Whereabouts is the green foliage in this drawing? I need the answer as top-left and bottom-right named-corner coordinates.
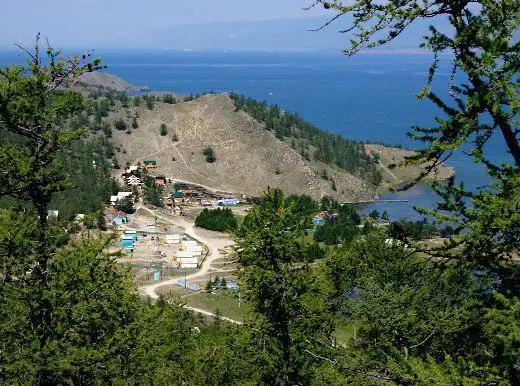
top-left (195, 208), bottom-right (238, 232)
top-left (321, 232), bottom-right (520, 383)
top-left (318, 0), bottom-right (520, 263)
top-left (230, 93), bottom-right (383, 186)
top-left (119, 93), bottom-right (130, 108)
top-left (159, 123), bottom-right (168, 136)
top-left (51, 136), bottom-right (114, 219)
top-left (162, 93), bottom-right (177, 104)
top-left (368, 209), bottom-right (379, 219)
top-left (143, 176), bottom-right (164, 208)
top-left (314, 204), bottom-right (361, 245)
top-left (389, 218), bottom-right (439, 242)
top-left (202, 146), bottom-right (216, 163)
top-left (236, 188), bottom-right (333, 384)
top-left (144, 95), bottom-right (154, 110)
top-left (113, 118), bottom-right (127, 131)
top-left (115, 196), bottom-right (135, 214)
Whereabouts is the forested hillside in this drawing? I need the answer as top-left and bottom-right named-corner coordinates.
top-left (230, 93), bottom-right (383, 186)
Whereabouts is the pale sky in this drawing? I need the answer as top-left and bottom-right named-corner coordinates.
top-left (0, 0), bottom-right (328, 48)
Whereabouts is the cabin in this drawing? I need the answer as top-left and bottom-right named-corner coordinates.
top-left (155, 175), bottom-right (166, 185)
top-left (143, 160), bottom-right (157, 169)
top-left (124, 230), bottom-right (138, 241)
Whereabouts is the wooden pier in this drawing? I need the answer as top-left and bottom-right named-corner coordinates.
top-left (343, 199), bottom-right (409, 205)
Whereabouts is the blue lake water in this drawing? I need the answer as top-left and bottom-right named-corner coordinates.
top-left (0, 50), bottom-right (509, 220)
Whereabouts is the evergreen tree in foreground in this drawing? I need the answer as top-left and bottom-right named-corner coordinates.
top-left (314, 0), bottom-right (520, 265)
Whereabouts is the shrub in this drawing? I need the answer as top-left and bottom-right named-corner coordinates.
top-left (195, 208), bottom-right (237, 232)
top-left (160, 123), bottom-right (168, 136)
top-left (114, 119), bottom-right (128, 131)
top-left (116, 196), bottom-right (135, 214)
top-left (203, 146), bottom-right (216, 163)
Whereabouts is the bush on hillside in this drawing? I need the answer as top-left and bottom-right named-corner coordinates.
top-left (114, 118), bottom-right (128, 131)
top-left (160, 123), bottom-right (168, 136)
top-left (203, 146), bottom-right (216, 163)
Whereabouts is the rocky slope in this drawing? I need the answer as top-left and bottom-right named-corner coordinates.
top-left (107, 91), bottom-right (453, 201)
top-left (112, 93), bottom-right (376, 201)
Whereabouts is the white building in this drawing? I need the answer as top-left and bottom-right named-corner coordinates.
top-left (165, 234), bottom-right (182, 244)
top-left (126, 175), bottom-right (142, 186)
top-left (110, 191), bottom-right (133, 205)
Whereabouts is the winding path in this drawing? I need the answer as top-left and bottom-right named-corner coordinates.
top-left (137, 206), bottom-right (234, 300)
top-left (378, 160), bottom-right (399, 181)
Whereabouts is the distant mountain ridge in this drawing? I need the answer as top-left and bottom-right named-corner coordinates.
top-left (79, 72), bottom-right (148, 93)
top-left (108, 16), bottom-right (452, 51)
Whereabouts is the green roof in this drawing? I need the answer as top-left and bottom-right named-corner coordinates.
top-left (173, 192), bottom-right (185, 198)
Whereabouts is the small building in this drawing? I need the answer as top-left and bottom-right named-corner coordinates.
top-left (155, 176), bottom-right (166, 185)
top-left (143, 160), bottom-right (157, 169)
top-left (175, 251), bottom-right (195, 259)
top-left (173, 191), bottom-right (185, 199)
top-left (124, 230), bottom-right (137, 241)
top-left (217, 198), bottom-right (239, 206)
top-left (126, 175), bottom-right (142, 186)
top-left (110, 192), bottom-right (133, 205)
top-left (165, 234), bottom-right (181, 244)
top-left (111, 214), bottom-right (128, 226)
top-left (124, 165), bottom-right (139, 174)
top-left (120, 239), bottom-right (134, 249)
top-left (176, 256), bottom-right (198, 269)
top-left (165, 198), bottom-right (174, 207)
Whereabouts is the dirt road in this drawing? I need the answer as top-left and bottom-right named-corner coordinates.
top-left (138, 205), bottom-right (234, 300)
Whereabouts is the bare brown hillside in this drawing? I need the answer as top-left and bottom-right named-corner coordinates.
top-left (112, 93), bottom-right (377, 201)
